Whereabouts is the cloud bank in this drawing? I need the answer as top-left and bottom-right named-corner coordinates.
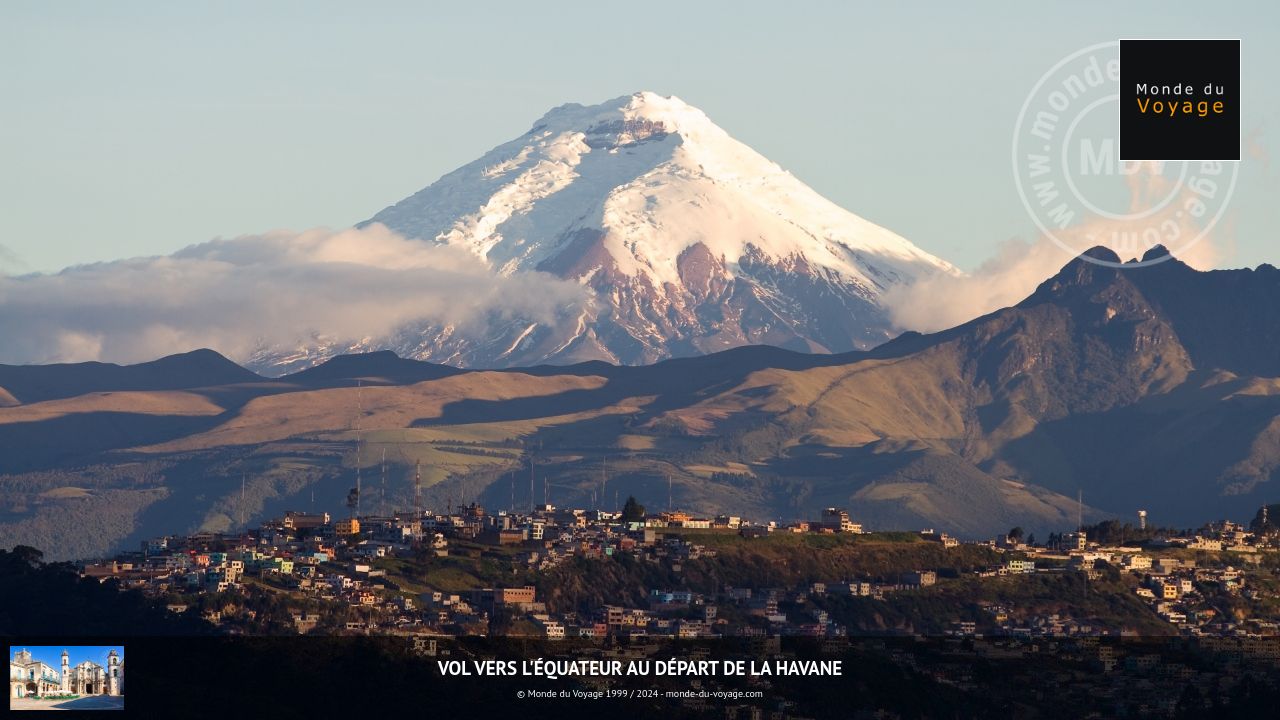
top-left (0, 224), bottom-right (587, 366)
top-left (885, 164), bottom-right (1232, 334)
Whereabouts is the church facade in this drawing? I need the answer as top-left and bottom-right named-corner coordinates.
top-left (64, 649), bottom-right (123, 696)
top-left (9, 648), bottom-right (123, 699)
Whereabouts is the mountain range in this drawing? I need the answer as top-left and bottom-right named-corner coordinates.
top-left (249, 92), bottom-right (955, 374)
top-left (2, 245), bottom-right (1278, 560)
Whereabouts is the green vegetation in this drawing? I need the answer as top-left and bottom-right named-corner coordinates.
top-left (1251, 504), bottom-right (1280, 533)
top-left (534, 534), bottom-right (1001, 615)
top-left (0, 545), bottom-right (215, 635)
top-left (621, 496), bottom-right (645, 523)
top-left (816, 572), bottom-right (1171, 635)
top-left (659, 529), bottom-right (933, 549)
top-left (373, 541), bottom-right (532, 594)
top-left (0, 487), bottom-right (168, 562)
top-left (1080, 519), bottom-right (1186, 545)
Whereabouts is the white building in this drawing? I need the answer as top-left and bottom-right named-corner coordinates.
top-left (1121, 554), bottom-right (1152, 570)
top-left (11, 648), bottom-right (120, 699)
top-left (1005, 559), bottom-right (1036, 574)
top-left (6, 648), bottom-right (125, 699)
top-left (64, 649), bottom-right (122, 696)
top-left (10, 649), bottom-right (60, 699)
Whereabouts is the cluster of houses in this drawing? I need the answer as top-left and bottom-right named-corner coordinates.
top-left (1125, 554), bottom-right (1270, 635)
top-left (965, 520), bottom-right (1280, 638)
top-left (74, 503), bottom-right (917, 637)
top-left (76, 499), bottom-right (1280, 640)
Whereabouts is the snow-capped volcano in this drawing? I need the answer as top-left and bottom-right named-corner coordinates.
top-left (256, 92), bottom-right (956, 372)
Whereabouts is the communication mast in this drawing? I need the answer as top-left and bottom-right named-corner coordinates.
top-left (355, 462), bottom-right (362, 518)
top-left (413, 459), bottom-right (422, 520)
top-left (1077, 489), bottom-right (1083, 531)
top-left (354, 380), bottom-right (363, 518)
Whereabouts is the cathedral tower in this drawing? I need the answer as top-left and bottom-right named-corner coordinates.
top-left (107, 650), bottom-right (119, 696)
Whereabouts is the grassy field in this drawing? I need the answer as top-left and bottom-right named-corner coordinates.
top-left (814, 571), bottom-right (1173, 635)
top-left (529, 533), bottom-right (1003, 615)
top-left (372, 541), bottom-right (531, 594)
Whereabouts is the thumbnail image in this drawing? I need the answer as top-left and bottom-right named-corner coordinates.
top-left (8, 647), bottom-right (123, 712)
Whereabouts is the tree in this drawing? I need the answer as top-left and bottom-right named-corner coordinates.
top-left (1026, 533), bottom-right (1037, 546)
top-left (1250, 504), bottom-right (1278, 534)
top-left (621, 496), bottom-right (646, 523)
top-left (1007, 527), bottom-right (1024, 543)
top-left (10, 545), bottom-right (45, 567)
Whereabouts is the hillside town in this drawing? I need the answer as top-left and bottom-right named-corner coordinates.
top-left (71, 498), bottom-right (1280, 645)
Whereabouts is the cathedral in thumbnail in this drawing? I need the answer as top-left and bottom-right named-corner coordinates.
top-left (9, 648), bottom-right (123, 699)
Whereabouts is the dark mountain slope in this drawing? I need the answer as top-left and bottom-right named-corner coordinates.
top-left (282, 350), bottom-right (466, 388)
top-left (0, 349), bottom-right (261, 404)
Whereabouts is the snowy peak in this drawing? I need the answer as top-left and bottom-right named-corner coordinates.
top-left (532, 92), bottom-right (720, 147)
top-left (266, 92), bottom-right (962, 371)
top-left (367, 91), bottom-right (952, 287)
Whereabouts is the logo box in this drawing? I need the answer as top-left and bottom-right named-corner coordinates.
top-left (1119, 39), bottom-right (1240, 161)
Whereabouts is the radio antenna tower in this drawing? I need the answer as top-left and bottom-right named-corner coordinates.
top-left (1077, 489), bottom-right (1083, 531)
top-left (413, 459), bottom-right (422, 520)
top-left (354, 380), bottom-right (363, 518)
top-left (380, 448), bottom-right (387, 518)
top-left (240, 472), bottom-right (246, 527)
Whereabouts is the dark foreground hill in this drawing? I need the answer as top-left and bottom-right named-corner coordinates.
top-left (0, 546), bottom-right (214, 635)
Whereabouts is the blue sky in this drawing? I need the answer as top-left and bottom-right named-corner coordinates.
top-left (1, 1), bottom-right (1277, 274)
top-left (10, 645), bottom-right (124, 670)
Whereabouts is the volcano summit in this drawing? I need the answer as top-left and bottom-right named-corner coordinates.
top-left (253, 92), bottom-right (957, 373)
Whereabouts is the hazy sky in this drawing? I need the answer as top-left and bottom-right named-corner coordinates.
top-left (2, 1), bottom-right (1277, 274)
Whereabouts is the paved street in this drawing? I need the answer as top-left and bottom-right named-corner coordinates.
top-left (10, 695), bottom-right (124, 711)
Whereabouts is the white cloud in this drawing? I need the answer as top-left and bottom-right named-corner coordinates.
top-left (0, 224), bottom-right (588, 365)
top-left (885, 164), bottom-right (1232, 334)
top-left (882, 237), bottom-right (1070, 333)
